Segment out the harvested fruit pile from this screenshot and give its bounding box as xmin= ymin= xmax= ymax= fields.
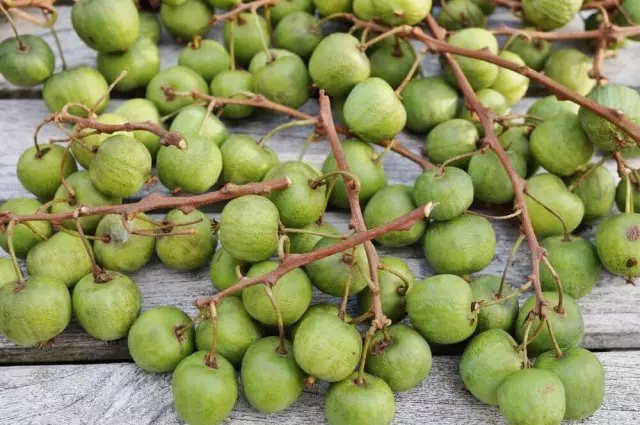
xmin=1 ymin=0 xmax=640 ymax=424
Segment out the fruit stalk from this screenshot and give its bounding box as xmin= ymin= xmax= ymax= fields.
xmin=209 ymin=0 xmax=280 ymax=25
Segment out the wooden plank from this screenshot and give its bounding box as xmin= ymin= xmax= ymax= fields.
xmin=1 ymin=7 xmax=639 ymax=94
xmin=0 ymin=351 xmax=637 ymax=425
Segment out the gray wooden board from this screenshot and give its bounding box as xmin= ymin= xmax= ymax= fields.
xmin=0 ymin=351 xmax=638 ymax=425
xmin=1 ymin=7 xmax=640 ymax=94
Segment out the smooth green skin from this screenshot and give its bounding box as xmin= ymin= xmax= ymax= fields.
xmin=459 ymin=88 xmax=510 ymax=136
xmin=579 ymin=84 xmax=640 ymax=152
xmin=293 ymin=313 xmax=362 ymax=382
xmin=156 ymin=209 xmax=216 ymax=271
xmin=139 ymin=12 xmax=161 ymax=44
xmin=0 ymin=276 xmax=71 ymax=346
xmin=89 ymin=134 xmax=152 ymax=198
xmin=402 ymin=77 xmax=458 ymax=133
xmin=314 ymin=0 xmax=351 ymax=15
xmin=369 ymin=38 xmax=416 ymax=89
xmin=358 ymin=256 xmax=414 ymax=323
xmin=17 ymin=144 xmax=77 ymax=201
xmin=614 ymin=0 xmax=640 ymax=41
xmin=322 ymin=139 xmax=387 ymax=209
xmin=0 ymin=198 xmax=52 ymax=259
xmin=248 ymin=45 xmax=295 ymax=70
xmin=114 ymin=99 xmax=162 ymax=157
xmin=289 ymin=222 xmax=338 ymax=254
xmin=72 ymin=113 xmax=128 ymax=169
xmin=490 ymin=51 xmax=529 ymax=106
xmin=437 ymin=0 xmax=486 ymax=30
xmin=497 ymin=369 xmax=566 ymax=425
xmin=469 ymin=150 xmax=527 ymax=204
xmin=220 ymin=195 xmax=280 ymax=262
xmin=524 ymin=174 xmax=585 ymax=238
xmin=406 ymin=274 xmax=477 ymax=344
xmin=146 ymin=66 xmax=209 ymax=115
xmin=128 ymin=306 xmax=194 ymax=373
xmin=43 ymin=66 xmax=109 ymax=117
xmin=179 ymin=40 xmax=230 ymax=82
xmin=615 ymin=177 xmax=640 ymax=213
xmin=515 ymin=292 xmax=584 ymax=356
xmin=264 ymin=161 xmax=326 ymax=228
xmin=595 ymin=213 xmax=640 ymax=278
xmin=160 ymin=0 xmax=213 ymax=41
xmin=196 ymin=297 xmax=263 ymax=367
xmin=354 ymin=0 xmax=375 ymax=19
xmin=223 ymin=13 xmax=270 ymax=65
xmin=364 ymin=185 xmax=426 ymax=247
xmin=0 ymin=35 xmax=55 ymax=87
xmin=444 ymin=28 xmax=499 ymax=91
xmin=157 ymin=133 xmax=223 ymax=194
xmin=243 ymin=261 xmax=313 ymax=326
xmin=208 ymin=0 xmax=241 ymax=8
xmin=241 ymin=337 xmax=304 ymax=413
xmin=412 ymin=167 xmax=474 ymax=221
xmin=471 ymin=0 xmax=495 ymax=14
xmin=26 ymin=232 xmax=92 ymax=288
xmin=52 ymin=171 xmax=122 ymax=234
xmin=567 ymin=164 xmax=615 ymax=220
xmin=163 ymin=0 xmax=190 ymax=4
xmin=506 ymin=35 xmax=550 ymax=71
xmin=535 ymin=348 xmax=605 ymax=420
xmin=470 ymin=276 xmax=519 ymax=334
xmin=504 ymin=127 xmax=539 ymax=177
xmin=169 ymin=104 xmax=229 ymax=146
xmin=424 ymin=215 xmax=496 ymax=276
xmin=325 ymin=372 xmax=395 ymax=425
xmin=250 ymin=51 xmax=310 ymax=109
xmin=527 ymin=95 xmax=579 ymax=122
xmin=73 ymin=272 xmax=142 ymax=341
xmin=309 ymin=33 xmax=371 ymax=97
xmin=460 ymin=329 xmax=522 ymax=405
xmin=365 ymin=324 xmax=432 ymax=392
xmin=221 ymin=135 xmax=277 ymax=185
xmin=544 ymin=48 xmax=596 ymax=96
xmin=271 ymin=0 xmax=314 ymax=23
xmin=210 ymin=70 xmax=255 ymax=119
xmin=530 ymin=117 xmax=593 ymax=177
xmin=372 ymin=0 xmax=432 ymax=25
xmin=305 ymin=238 xmax=370 ymax=297
xmin=522 ymin=0 xmax=582 ymax=31
xmin=210 ymin=248 xmax=249 ymax=294
xmin=289 ymin=302 xmax=348 ymax=341
xmin=97 ymin=37 xmax=160 ymax=92
xmin=172 ymin=351 xmax=237 ymax=425
xmin=274 ymin=12 xmax=322 ymax=60
xmin=344 ymin=78 xmax=407 ymax=143
xmin=0 ymin=258 xmax=19 ymax=288
xmin=425 ymin=119 xmax=478 ymax=168
xmin=93 ymin=214 xmax=156 ymax=273
xmin=72 ymin=0 xmax=139 ymax=53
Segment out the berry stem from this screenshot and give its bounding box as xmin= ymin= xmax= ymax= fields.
xmin=0 ymin=3 xmax=27 ymax=51
xmin=280 ymin=227 xmax=352 ymax=240
xmin=524 ymin=189 xmax=571 ymax=242
xmin=437 ymin=147 xmax=489 ymax=173
xmin=519 ymin=317 xmax=533 ymax=368
xmin=209 ymin=0 xmax=279 ymax=25
xmin=498 ymin=233 xmax=526 ymax=297
xmin=228 ymin=18 xmax=236 ymax=70
xmin=356 ymin=325 xmax=377 ymax=385
xmin=359 ymin=25 xmax=411 ymax=51
xmin=310 ymin=170 xmax=361 ymax=191
xmin=251 ymin=8 xmax=273 ymax=64
xmin=348 ymin=311 xmax=373 ymax=325
xmin=258 ymin=119 xmax=317 ymax=147
xmin=339 ymin=252 xmax=356 ymax=321
xmin=395 ymin=50 xmax=425 ymax=95
xmin=466 ymin=209 xmax=523 ymax=221
xmin=5 ymin=222 xmax=25 ymax=284
xmin=481 ymin=280 xmax=532 ymax=308
xmin=45 ymin=9 xmax=67 ymax=70
xmin=567 ymin=154 xmax=613 ymax=192
xmin=205 ymin=302 xmax=219 ymax=369
xmin=264 ymin=285 xmax=288 ymax=355
xmin=378 ymin=262 xmax=412 ymax=293
xmin=541 ymin=256 xmax=566 ymax=314
xmin=625 ymin=171 xmax=634 ymax=214
xmin=198 ymin=101 xmax=216 ymax=137
xmin=277 ymin=234 xmax=290 ymax=260
xmin=73 ymin=217 xmax=109 ymax=283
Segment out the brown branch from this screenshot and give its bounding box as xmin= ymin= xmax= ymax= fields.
xmin=209 ymin=0 xmax=279 ymax=25
xmin=490 ymin=23 xmax=640 ymax=41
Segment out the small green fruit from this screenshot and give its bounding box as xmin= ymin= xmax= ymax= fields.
xmin=72 ymin=0 xmax=140 ymax=53
xmin=504 ymin=127 xmax=539 ymax=176
xmin=369 ymin=38 xmax=416 ymax=89
xmin=314 ymin=0 xmax=352 ymax=16
xmin=139 ymin=11 xmax=161 ymax=44
xmin=613 ymin=0 xmax=640 ymax=41
xmin=89 ymin=134 xmax=152 ymax=198
xmin=169 ymin=104 xmax=229 ymax=146
xmin=365 ymin=324 xmax=432 ymax=392
xmin=358 ymin=257 xmax=414 ymax=323
xmin=114 ymin=98 xmax=162 ymax=158
xmin=72 ymin=113 xmax=128 ymax=169
xmin=219 ymin=195 xmax=280 ymax=262
xmin=241 ymin=337 xmax=304 ymax=413
xmin=209 ymin=248 xmax=250 ymax=294
xmin=325 ymin=372 xmax=395 ymax=425
xmin=271 ymin=0 xmax=314 ymax=23
xmin=471 ymin=0 xmax=495 ymax=14
xmin=0 ymin=276 xmax=71 ymax=346
xmin=372 ymin=0 xmax=432 ymax=26
xmin=527 ymin=95 xmax=579 ymax=122
xmin=402 ymin=77 xmax=458 ymax=133
xmin=156 ymin=209 xmax=216 ymax=271
xmin=364 ymin=185 xmax=426 ymax=247
xmin=293 ymin=312 xmax=362 ymax=382
xmin=490 ymin=51 xmax=530 ymax=105
xmin=208 ymin=0 xmax=241 ymax=8
xmin=250 ymin=49 xmax=310 ymax=109
xmin=0 ymin=198 xmax=52 ymax=258
xmin=412 ymin=167 xmax=474 ymax=221
xmin=73 ymin=272 xmax=142 ymax=341
xmin=0 ymin=35 xmax=55 ymax=87
xmin=354 ymin=0 xmax=375 ymax=19
xmin=26 ymin=231 xmax=92 ymax=288
xmin=424 ymin=214 xmax=496 ymax=275
xmin=210 ymin=70 xmax=255 ymax=119
xmin=289 ymin=221 xmax=338 ymax=254
xmin=290 ymin=302 xmax=347 ymax=341
xmin=444 ymin=28 xmax=499 ymax=90
xmin=522 ymin=0 xmax=582 ymax=31
xmin=94 ymin=214 xmax=156 ymax=273
xmin=460 ymin=329 xmax=523 ymax=405
xmin=17 ymin=144 xmax=77 ymax=201
xmin=436 ymin=0 xmax=486 ymax=30
xmin=195 ymin=297 xmax=263 ymax=367
xmin=274 ymin=12 xmax=323 ymax=60
xmin=146 ymin=65 xmax=209 ymax=115
xmin=220 ymin=135 xmax=278 ymax=185
xmin=128 ymin=306 xmax=194 ymax=373
xmin=223 ymin=12 xmax=270 ymax=65
xmin=471 ymin=275 xmax=519 ymax=334
xmin=0 ymin=258 xmax=19 ymax=288
xmin=615 ymin=175 xmax=640 ymax=213
xmin=97 ymin=37 xmax=160 ymax=92
xmin=43 ymin=66 xmax=110 ymax=117
xmin=595 ymin=212 xmax=640 ymax=279
xmin=505 ymin=35 xmax=550 ymax=71
xmin=567 ymin=164 xmax=615 ymax=220
xmin=424 ymin=119 xmax=479 ymax=168
xmin=469 ymin=150 xmax=527 ymax=204
xmin=407 ymin=274 xmax=477 ymax=344
xmin=160 ymin=0 xmax=212 ymax=41
xmin=179 ymin=39 xmax=230 ymax=82
xmin=459 ymin=88 xmax=510 ymax=136
xmin=544 ymin=48 xmax=596 ymax=96
xmin=172 ymin=351 xmax=237 ymax=425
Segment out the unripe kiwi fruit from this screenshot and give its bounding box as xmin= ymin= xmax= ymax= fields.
xmin=96 ymin=37 xmax=160 ymax=92
xmin=490 ymin=51 xmax=530 ymax=105
xmin=521 ymin=0 xmax=582 ymax=31
xmin=139 ymin=11 xmax=161 ymax=44
xmin=17 ymin=144 xmax=77 ymax=201
xmin=325 ymin=372 xmax=396 ymax=425
xmin=223 ymin=12 xmax=270 ymax=65
xmin=169 ymin=104 xmax=229 ymax=146
xmin=505 ymin=35 xmax=551 ymax=71
xmin=146 ymin=66 xmax=209 ymax=115
xmin=567 ymin=163 xmax=615 ymax=220
xmin=412 ymin=167 xmax=474 ymax=221
xmin=369 ymin=37 xmax=417 ymax=89
xmin=0 ymin=198 xmax=52 ymax=258
xmin=43 ymin=66 xmax=110 ymax=117
xmin=527 ymin=95 xmax=579 ymax=122
xmin=26 ymin=231 xmax=92 ymax=288
xmin=470 ymin=275 xmax=519 ymax=334
xmin=595 ymin=212 xmax=640 ymax=279
xmin=468 ymin=150 xmax=527 ymax=204
xmin=436 ymin=0 xmax=486 ymax=30
xmin=274 ymin=12 xmax=323 ymax=60
xmin=502 ymin=127 xmax=539 ymax=177
xmin=424 ymin=119 xmax=479 ymax=168
xmin=220 ymin=135 xmax=278 ymax=185
xmin=402 ymin=77 xmax=458 ymax=133
xmin=459 ymin=88 xmax=510 ymax=136
xmin=544 ymin=48 xmax=596 ymax=96
xmin=249 ymin=49 xmax=310 ymax=109
xmin=210 ymin=70 xmax=255 ymax=119
xmin=178 ymin=39 xmax=230 ymax=82
xmin=160 ymin=0 xmax=213 ymax=41
xmin=72 ymin=0 xmax=140 ymax=53
xmin=0 ymin=258 xmax=19 ymax=288
xmin=314 ymin=0 xmax=352 ymax=16
xmin=270 ymin=0 xmax=314 ymax=23
xmin=114 ymin=99 xmax=162 ymax=158
xmin=288 ymin=221 xmax=338 ymax=254
xmin=0 ymin=35 xmax=55 ymax=87
xmin=71 ymin=113 xmax=128 ymax=170
xmin=94 ymin=214 xmax=156 ymax=273
xmin=372 ymin=0 xmax=433 ymax=26
xmin=444 ymin=28 xmax=499 ymax=91
xmin=209 ymin=247 xmax=250 ymax=294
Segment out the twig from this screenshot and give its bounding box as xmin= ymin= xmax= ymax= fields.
xmin=209 ymin=0 xmax=279 ymax=25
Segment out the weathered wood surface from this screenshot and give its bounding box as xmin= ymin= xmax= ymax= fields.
xmin=0 ymin=351 xmax=638 ymax=425
xmin=1 ymin=7 xmax=639 ymax=94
